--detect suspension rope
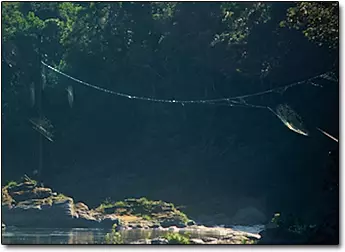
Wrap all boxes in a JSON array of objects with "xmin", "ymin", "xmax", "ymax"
[{"xmin": 41, "ymin": 61, "xmax": 336, "ymax": 106}]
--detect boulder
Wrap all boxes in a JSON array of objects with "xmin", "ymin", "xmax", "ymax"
[
  {"xmin": 160, "ymin": 218, "xmax": 186, "ymax": 228},
  {"xmin": 202, "ymin": 237, "xmax": 218, "ymax": 242},
  {"xmin": 9, "ymin": 187, "xmax": 53, "ymax": 202},
  {"xmin": 130, "ymin": 239, "xmax": 151, "ymax": 244},
  {"xmin": 187, "ymin": 220, "xmax": 196, "ymax": 226},
  {"xmin": 151, "ymin": 237, "xmax": 169, "ymax": 245},
  {"xmin": 190, "ymin": 238, "xmax": 205, "ymax": 244},
  {"xmin": 75, "ymin": 202, "xmax": 89, "ymax": 211}
]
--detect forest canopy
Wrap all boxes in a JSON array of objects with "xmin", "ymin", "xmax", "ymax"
[{"xmin": 1, "ymin": 2, "xmax": 339, "ymax": 122}]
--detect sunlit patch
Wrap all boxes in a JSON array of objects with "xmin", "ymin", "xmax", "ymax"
[
  {"xmin": 270, "ymin": 104, "xmax": 309, "ymax": 137},
  {"xmin": 284, "ymin": 122, "xmax": 309, "ymax": 136},
  {"xmin": 316, "ymin": 127, "xmax": 338, "ymax": 142}
]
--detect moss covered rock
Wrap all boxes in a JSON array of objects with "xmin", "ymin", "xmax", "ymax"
[{"xmin": 96, "ymin": 197, "xmax": 192, "ymax": 228}]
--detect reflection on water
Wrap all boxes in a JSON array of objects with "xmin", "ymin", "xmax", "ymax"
[
  {"xmin": 2, "ymin": 226, "xmax": 264, "ymax": 244},
  {"xmin": 2, "ymin": 227, "xmax": 108, "ymax": 245}
]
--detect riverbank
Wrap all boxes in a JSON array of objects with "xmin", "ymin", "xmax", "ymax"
[{"xmin": 2, "ymin": 176, "xmax": 262, "ymax": 244}]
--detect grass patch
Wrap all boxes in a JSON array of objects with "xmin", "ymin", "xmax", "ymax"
[
  {"xmin": 114, "ymin": 201, "xmax": 127, "ymax": 208},
  {"xmin": 163, "ymin": 232, "xmax": 190, "ymax": 245},
  {"xmin": 142, "ymin": 215, "xmax": 152, "ymax": 221},
  {"xmin": 6, "ymin": 181, "xmax": 18, "ymax": 188},
  {"xmin": 96, "ymin": 197, "xmax": 191, "ymax": 226},
  {"xmin": 177, "ymin": 212, "xmax": 189, "ymax": 223},
  {"xmin": 97, "ymin": 198, "xmax": 122, "ymax": 210},
  {"xmin": 56, "ymin": 193, "xmax": 67, "ymax": 199}
]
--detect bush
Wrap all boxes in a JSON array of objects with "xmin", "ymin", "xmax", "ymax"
[
  {"xmin": 142, "ymin": 215, "xmax": 152, "ymax": 221},
  {"xmin": 163, "ymin": 232, "xmax": 190, "ymax": 245},
  {"xmin": 104, "ymin": 224, "xmax": 123, "ymax": 244}
]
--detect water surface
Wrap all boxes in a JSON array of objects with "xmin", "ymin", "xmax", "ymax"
[{"xmin": 2, "ymin": 225, "xmax": 264, "ymax": 244}]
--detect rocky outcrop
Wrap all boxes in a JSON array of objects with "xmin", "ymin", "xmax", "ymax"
[
  {"xmin": 1, "ymin": 179, "xmax": 120, "ymax": 228},
  {"xmin": 1, "ymin": 178, "xmax": 192, "ymax": 230},
  {"xmin": 1, "ymin": 177, "xmax": 262, "ymax": 246},
  {"xmin": 96, "ymin": 197, "xmax": 191, "ymax": 229}
]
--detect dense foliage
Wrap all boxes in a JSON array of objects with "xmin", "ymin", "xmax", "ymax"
[
  {"xmin": 280, "ymin": 2, "xmax": 338, "ymax": 49},
  {"xmin": 162, "ymin": 232, "xmax": 190, "ymax": 244},
  {"xmin": 2, "ymin": 2, "xmax": 338, "ymax": 101}
]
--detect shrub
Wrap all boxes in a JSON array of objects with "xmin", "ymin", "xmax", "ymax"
[
  {"xmin": 163, "ymin": 232, "xmax": 190, "ymax": 245},
  {"xmin": 6, "ymin": 181, "xmax": 18, "ymax": 188},
  {"xmin": 105, "ymin": 224, "xmax": 123, "ymax": 244}
]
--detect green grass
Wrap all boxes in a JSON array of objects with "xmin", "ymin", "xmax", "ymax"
[
  {"xmin": 177, "ymin": 212, "xmax": 189, "ymax": 224},
  {"xmin": 99, "ymin": 198, "xmax": 129, "ymax": 210},
  {"xmin": 6, "ymin": 181, "xmax": 18, "ymax": 188},
  {"xmin": 163, "ymin": 232, "xmax": 190, "ymax": 245},
  {"xmin": 114, "ymin": 201, "xmax": 127, "ymax": 208},
  {"xmin": 142, "ymin": 214, "xmax": 152, "ymax": 221},
  {"xmin": 96, "ymin": 197, "xmax": 191, "ymax": 226},
  {"xmin": 241, "ymin": 239, "xmax": 256, "ymax": 244},
  {"xmin": 99, "ymin": 203, "xmax": 113, "ymax": 209}
]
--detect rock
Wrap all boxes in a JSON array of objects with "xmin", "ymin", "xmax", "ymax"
[
  {"xmin": 187, "ymin": 220, "xmax": 196, "ymax": 226},
  {"xmin": 2, "ymin": 182, "xmax": 193, "ymax": 231},
  {"xmin": 130, "ymin": 239, "xmax": 152, "ymax": 244},
  {"xmin": 176, "ymin": 223, "xmax": 187, "ymax": 228},
  {"xmin": 190, "ymin": 238, "xmax": 205, "ymax": 244},
  {"xmin": 202, "ymin": 237, "xmax": 218, "ymax": 244},
  {"xmin": 9, "ymin": 187, "xmax": 53, "ymax": 202},
  {"xmin": 160, "ymin": 218, "xmax": 186, "ymax": 228},
  {"xmin": 4, "ymin": 179, "xmax": 51, "ymax": 205},
  {"xmin": 151, "ymin": 237, "xmax": 169, "ymax": 245},
  {"xmin": 7, "ymin": 182, "xmax": 35, "ymax": 193},
  {"xmin": 150, "ymin": 223, "xmax": 161, "ymax": 228},
  {"xmin": 152, "ymin": 203, "xmax": 174, "ymax": 213},
  {"xmin": 168, "ymin": 226, "xmax": 179, "ymax": 232},
  {"xmin": 202, "ymin": 237, "xmax": 218, "ymax": 242},
  {"xmin": 124, "ymin": 198, "xmax": 137, "ymax": 203},
  {"xmin": 75, "ymin": 202, "xmax": 89, "ymax": 211},
  {"xmin": 103, "ymin": 206, "xmax": 117, "ymax": 214},
  {"xmin": 1, "ymin": 185, "xmax": 121, "ymax": 229}
]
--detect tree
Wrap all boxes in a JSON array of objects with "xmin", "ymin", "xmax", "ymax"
[{"xmin": 280, "ymin": 2, "xmax": 338, "ymax": 49}]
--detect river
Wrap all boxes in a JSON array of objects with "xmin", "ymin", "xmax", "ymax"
[{"xmin": 2, "ymin": 225, "xmax": 265, "ymax": 244}]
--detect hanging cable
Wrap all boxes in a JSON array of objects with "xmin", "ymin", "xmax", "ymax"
[{"xmin": 41, "ymin": 61, "xmax": 336, "ymax": 106}]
